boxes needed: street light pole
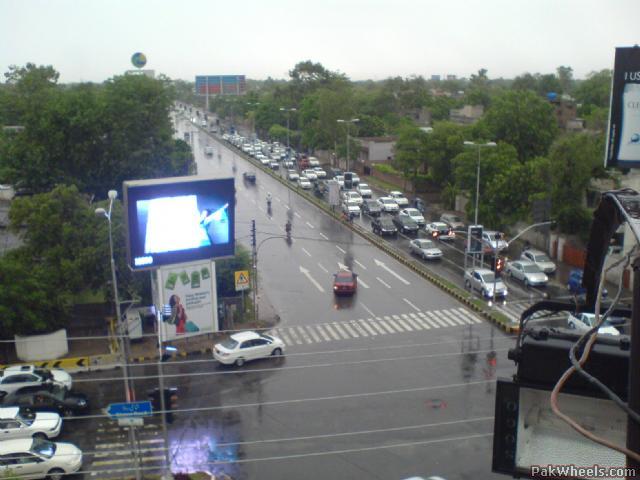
[280,107,297,155]
[337,118,359,172]
[463,141,497,226]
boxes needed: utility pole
[337,118,359,172]
[251,220,258,322]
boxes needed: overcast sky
[1,0,638,84]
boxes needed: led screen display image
[124,176,235,270]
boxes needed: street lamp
[280,107,296,155]
[337,118,359,172]
[247,102,260,140]
[463,141,497,226]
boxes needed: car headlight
[78,399,87,407]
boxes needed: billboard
[605,46,640,168]
[124,176,235,271]
[195,75,246,96]
[158,260,218,341]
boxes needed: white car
[302,169,318,181]
[342,191,363,206]
[567,313,620,336]
[356,183,372,198]
[260,158,271,166]
[334,175,345,189]
[520,249,556,273]
[464,268,508,299]
[399,208,425,227]
[389,191,410,207]
[269,160,279,170]
[283,160,294,168]
[505,260,548,287]
[0,437,82,479]
[409,239,443,260]
[204,146,214,156]
[483,230,508,252]
[376,197,399,213]
[0,407,61,440]
[342,200,362,217]
[313,167,327,178]
[298,176,312,189]
[287,169,299,181]
[0,366,72,396]
[308,157,320,167]
[213,331,285,366]
[425,222,455,241]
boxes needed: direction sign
[107,401,153,419]
[234,270,250,291]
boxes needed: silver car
[376,197,400,213]
[409,239,443,260]
[0,407,62,440]
[567,313,620,336]
[505,260,549,287]
[464,268,508,299]
[0,366,72,396]
[520,249,556,273]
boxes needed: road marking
[258,205,265,212]
[358,319,378,336]
[358,278,370,288]
[354,259,367,270]
[368,318,388,334]
[393,314,414,331]
[336,245,346,254]
[296,326,313,344]
[419,312,440,328]
[301,247,312,257]
[294,212,302,218]
[375,318,395,333]
[320,232,329,240]
[315,324,332,341]
[299,266,325,293]
[456,308,483,324]
[341,322,360,337]
[376,277,392,289]
[361,302,375,317]
[402,313,423,330]
[426,311,449,327]
[385,315,406,332]
[276,197,282,203]
[317,262,329,273]
[374,259,410,285]
[441,309,467,325]
[273,328,293,345]
[92,455,165,467]
[306,221,315,229]
[437,310,459,327]
[409,313,431,330]
[350,320,369,336]
[323,323,341,340]
[288,328,303,345]
[285,204,291,210]
[403,298,421,312]
[332,322,352,339]
[338,262,348,270]
[305,325,322,342]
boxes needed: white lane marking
[315,324,332,341]
[287,328,303,345]
[299,266,325,293]
[259,185,265,191]
[274,329,293,345]
[305,325,322,343]
[410,313,431,330]
[317,262,329,273]
[436,310,458,327]
[338,262,348,270]
[258,206,265,213]
[354,259,367,270]
[426,311,449,327]
[285,204,291,210]
[419,312,440,328]
[296,326,313,344]
[341,321,360,337]
[332,322,352,339]
[351,320,369,337]
[301,247,312,257]
[306,221,315,229]
[378,318,398,333]
[456,308,483,324]
[403,298,421,312]
[358,319,378,336]
[374,259,410,285]
[276,197,282,203]
[402,313,423,330]
[294,212,302,218]
[393,314,414,331]
[442,309,467,326]
[376,277,392,289]
[358,277,370,289]
[336,245,346,254]
[320,232,329,240]
[92,455,166,467]
[323,323,341,340]
[368,318,387,335]
[385,315,406,332]
[361,302,375,317]
[250,199,256,205]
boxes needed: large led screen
[124,176,235,270]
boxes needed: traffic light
[490,256,505,273]
[468,225,483,253]
[148,387,178,424]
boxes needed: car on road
[361,199,382,217]
[204,146,214,156]
[342,200,361,218]
[399,208,425,227]
[482,230,508,252]
[440,213,465,231]
[242,171,256,183]
[376,197,399,213]
[333,270,358,295]
[356,183,372,198]
[520,248,556,273]
[425,222,455,241]
[283,159,295,168]
[464,268,508,299]
[1,385,89,418]
[302,169,318,181]
[298,176,312,189]
[0,437,83,479]
[269,160,279,170]
[505,260,549,287]
[334,175,345,189]
[342,190,363,206]
[567,312,620,336]
[389,191,410,207]
[213,331,285,367]
[313,167,327,179]
[328,168,343,179]
[308,157,320,167]
[0,407,61,440]
[567,269,608,297]
[344,171,360,187]
[287,169,299,181]
[392,215,420,234]
[371,216,398,236]
[0,366,72,396]
[409,239,443,260]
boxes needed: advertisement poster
[158,260,218,341]
[606,46,640,168]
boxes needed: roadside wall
[15,329,68,361]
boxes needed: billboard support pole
[251,220,258,322]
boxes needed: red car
[333,270,358,295]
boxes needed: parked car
[242,171,256,183]
[213,331,285,367]
[362,199,382,217]
[342,200,361,218]
[440,213,465,231]
[356,183,372,198]
[0,407,61,440]
[342,190,363,206]
[333,270,358,295]
[392,215,420,234]
[464,268,508,299]
[520,248,556,273]
[399,208,425,227]
[371,216,398,236]
[376,197,400,213]
[567,312,620,336]
[0,437,83,479]
[389,191,410,207]
[482,230,508,252]
[505,260,549,287]
[567,269,608,297]
[287,169,299,181]
[0,366,72,396]
[1,385,89,418]
[425,222,455,241]
[409,239,443,260]
[298,176,312,189]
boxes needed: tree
[556,66,574,94]
[215,246,253,298]
[482,90,558,160]
[393,125,427,183]
[574,69,612,114]
[268,124,289,143]
[423,121,467,186]
[355,114,385,137]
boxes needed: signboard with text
[195,75,246,96]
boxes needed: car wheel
[235,357,245,367]
[272,348,283,356]
[524,279,529,287]
[33,432,48,440]
[47,469,65,480]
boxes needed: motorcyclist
[267,192,272,207]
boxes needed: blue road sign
[107,401,153,418]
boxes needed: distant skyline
[1,0,638,84]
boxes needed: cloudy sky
[1,0,638,83]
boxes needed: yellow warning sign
[234,270,250,291]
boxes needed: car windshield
[381,199,394,204]
[336,272,354,283]
[522,264,542,273]
[260,334,274,342]
[583,315,617,328]
[34,369,52,381]
[359,184,369,189]
[347,200,359,207]
[405,209,420,216]
[418,240,434,248]
[534,254,551,262]
[380,219,395,227]
[31,438,56,459]
[480,272,496,282]
[220,339,239,350]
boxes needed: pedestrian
[169,294,187,335]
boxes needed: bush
[555,205,592,241]
[373,163,399,175]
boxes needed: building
[449,104,484,125]
[548,95,580,130]
[356,137,397,165]
[430,75,441,82]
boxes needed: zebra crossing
[497,300,567,325]
[269,307,483,346]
